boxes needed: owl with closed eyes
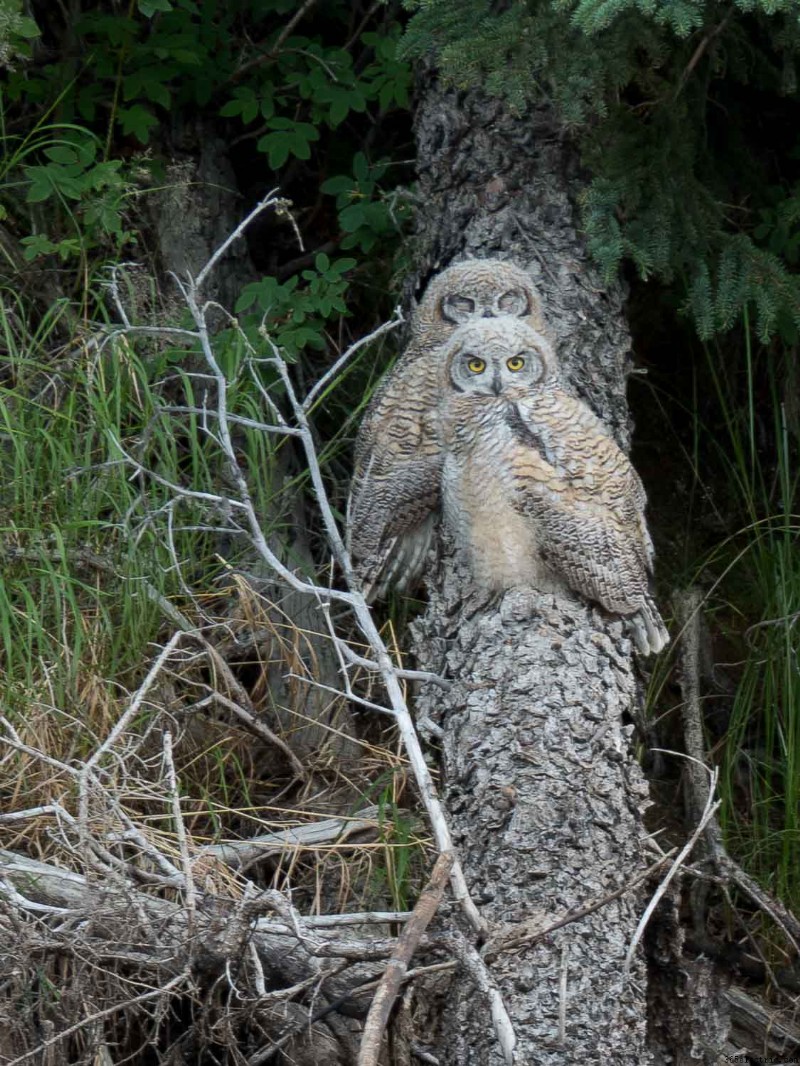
[436,316,668,655]
[347,259,546,600]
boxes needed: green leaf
[117,105,159,143]
[257,132,291,169]
[329,257,357,276]
[23,167,56,203]
[13,17,41,39]
[21,234,57,260]
[221,87,259,124]
[43,146,79,165]
[259,90,275,120]
[76,139,99,167]
[329,94,349,127]
[320,175,353,196]
[339,203,366,232]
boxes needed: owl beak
[491,371,502,395]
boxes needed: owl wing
[347,350,441,601]
[506,392,668,653]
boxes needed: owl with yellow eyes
[350,312,668,655]
[347,259,546,602]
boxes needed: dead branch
[201,804,386,868]
[485,850,677,959]
[624,767,721,974]
[193,632,309,781]
[358,851,454,1066]
[110,192,488,941]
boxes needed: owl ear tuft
[495,289,529,317]
[441,294,476,324]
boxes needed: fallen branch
[201,804,387,868]
[358,851,454,1066]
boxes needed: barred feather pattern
[438,317,669,655]
[347,259,547,600]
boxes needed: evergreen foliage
[403,0,800,339]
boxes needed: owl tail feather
[630,596,670,656]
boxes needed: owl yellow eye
[467,357,486,374]
[506,356,525,372]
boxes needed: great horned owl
[437,316,668,655]
[347,259,546,600]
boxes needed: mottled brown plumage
[347,259,546,598]
[438,317,668,654]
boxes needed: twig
[195,190,283,292]
[674,10,734,100]
[337,640,451,690]
[110,434,248,510]
[160,404,301,436]
[0,720,77,777]
[358,852,454,1066]
[302,310,403,412]
[287,672,396,717]
[558,942,568,1045]
[623,772,722,975]
[450,932,516,1065]
[231,0,319,83]
[77,631,184,834]
[162,731,196,933]
[484,850,677,958]
[194,633,308,781]
[203,689,308,781]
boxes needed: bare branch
[624,767,722,975]
[194,189,283,292]
[358,851,454,1066]
[160,404,301,436]
[302,310,404,412]
[162,731,197,931]
[194,633,308,781]
[78,631,184,833]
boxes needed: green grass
[0,281,426,912]
[0,294,292,814]
[696,316,800,908]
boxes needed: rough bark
[408,77,655,1063]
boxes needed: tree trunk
[408,74,655,1064]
